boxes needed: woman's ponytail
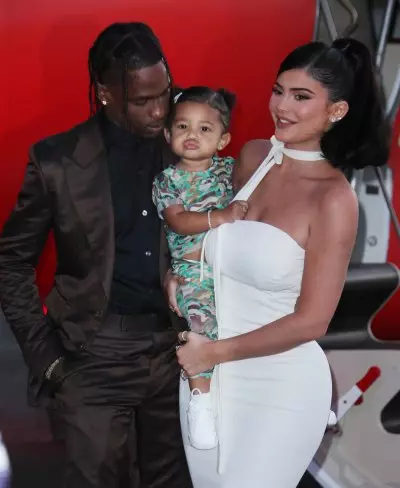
[322,38,390,169]
[278,37,391,169]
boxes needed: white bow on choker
[269,135,325,164]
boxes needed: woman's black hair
[167,86,236,132]
[277,37,390,169]
[88,22,172,118]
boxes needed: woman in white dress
[167,38,389,487]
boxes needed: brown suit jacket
[0,115,182,402]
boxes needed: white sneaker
[187,388,218,450]
[327,410,337,427]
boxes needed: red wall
[1,1,400,340]
[0,0,316,297]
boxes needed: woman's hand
[163,269,185,317]
[177,332,217,377]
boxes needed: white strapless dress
[180,138,332,487]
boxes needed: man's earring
[101,99,107,106]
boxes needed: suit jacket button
[94,310,103,319]
[80,344,85,350]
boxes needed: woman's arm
[163,201,248,236]
[177,183,358,376]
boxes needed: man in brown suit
[0,22,192,488]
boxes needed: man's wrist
[164,267,173,282]
[44,356,64,382]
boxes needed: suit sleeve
[0,149,64,379]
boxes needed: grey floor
[0,310,318,487]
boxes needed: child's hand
[216,200,249,224]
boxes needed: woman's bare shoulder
[233,139,272,191]
[239,139,272,163]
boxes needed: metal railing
[338,0,359,36]
[371,0,400,239]
[314,0,358,39]
[375,0,397,69]
[387,65,400,122]
[315,0,400,240]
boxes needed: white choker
[270,135,324,164]
[230,136,325,203]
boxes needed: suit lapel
[63,116,114,299]
[64,119,177,298]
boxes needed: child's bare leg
[189,376,211,393]
[174,259,218,449]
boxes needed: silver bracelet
[207,210,213,230]
[44,357,62,381]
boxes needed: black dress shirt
[100,113,166,315]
